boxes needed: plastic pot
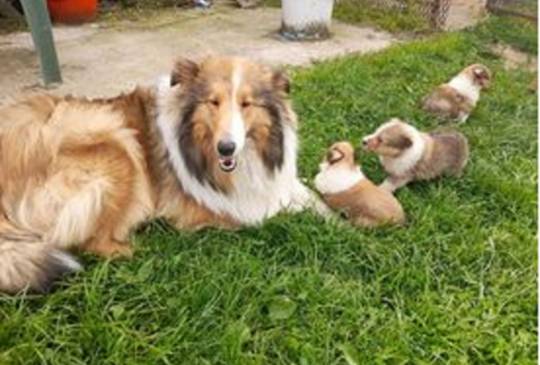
[47,0,98,24]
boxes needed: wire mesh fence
[337,0,451,30]
[421,0,450,28]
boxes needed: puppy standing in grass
[363,118,469,193]
[422,64,491,123]
[314,142,405,227]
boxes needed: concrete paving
[0,6,396,104]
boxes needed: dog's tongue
[222,158,234,168]
[219,156,237,172]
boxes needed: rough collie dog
[0,56,328,293]
[362,118,469,192]
[314,141,405,227]
[422,64,491,123]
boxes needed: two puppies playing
[315,119,469,227]
[314,64,489,227]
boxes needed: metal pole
[20,0,62,86]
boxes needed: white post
[281,0,335,41]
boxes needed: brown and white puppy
[314,142,405,227]
[422,64,491,123]
[362,118,469,192]
[0,56,329,294]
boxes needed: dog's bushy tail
[0,221,81,294]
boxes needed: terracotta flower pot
[47,0,98,24]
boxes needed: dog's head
[462,63,492,89]
[162,56,293,190]
[362,118,418,158]
[320,141,356,171]
[315,141,365,195]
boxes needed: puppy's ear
[171,58,200,87]
[473,66,491,88]
[391,135,413,149]
[327,148,345,164]
[272,70,290,94]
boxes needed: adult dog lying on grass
[0,56,329,294]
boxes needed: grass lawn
[0,15,537,365]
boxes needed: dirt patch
[490,43,537,71]
[0,6,396,104]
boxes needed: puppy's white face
[315,141,365,194]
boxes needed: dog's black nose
[217,140,236,156]
[362,139,368,146]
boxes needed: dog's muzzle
[217,139,238,172]
[362,137,379,151]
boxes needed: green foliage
[0,16,537,364]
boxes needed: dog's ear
[327,148,344,164]
[272,69,290,94]
[391,134,413,150]
[473,66,491,88]
[171,58,200,87]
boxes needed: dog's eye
[241,100,252,108]
[208,99,220,107]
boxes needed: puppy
[363,118,469,192]
[422,64,491,123]
[314,141,405,227]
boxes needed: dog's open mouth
[218,157,237,172]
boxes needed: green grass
[474,16,538,54]
[331,0,428,32]
[0,16,537,365]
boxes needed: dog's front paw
[84,238,133,259]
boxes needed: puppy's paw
[379,180,396,193]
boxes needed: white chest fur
[448,74,480,105]
[314,164,365,195]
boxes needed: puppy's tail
[0,220,81,294]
